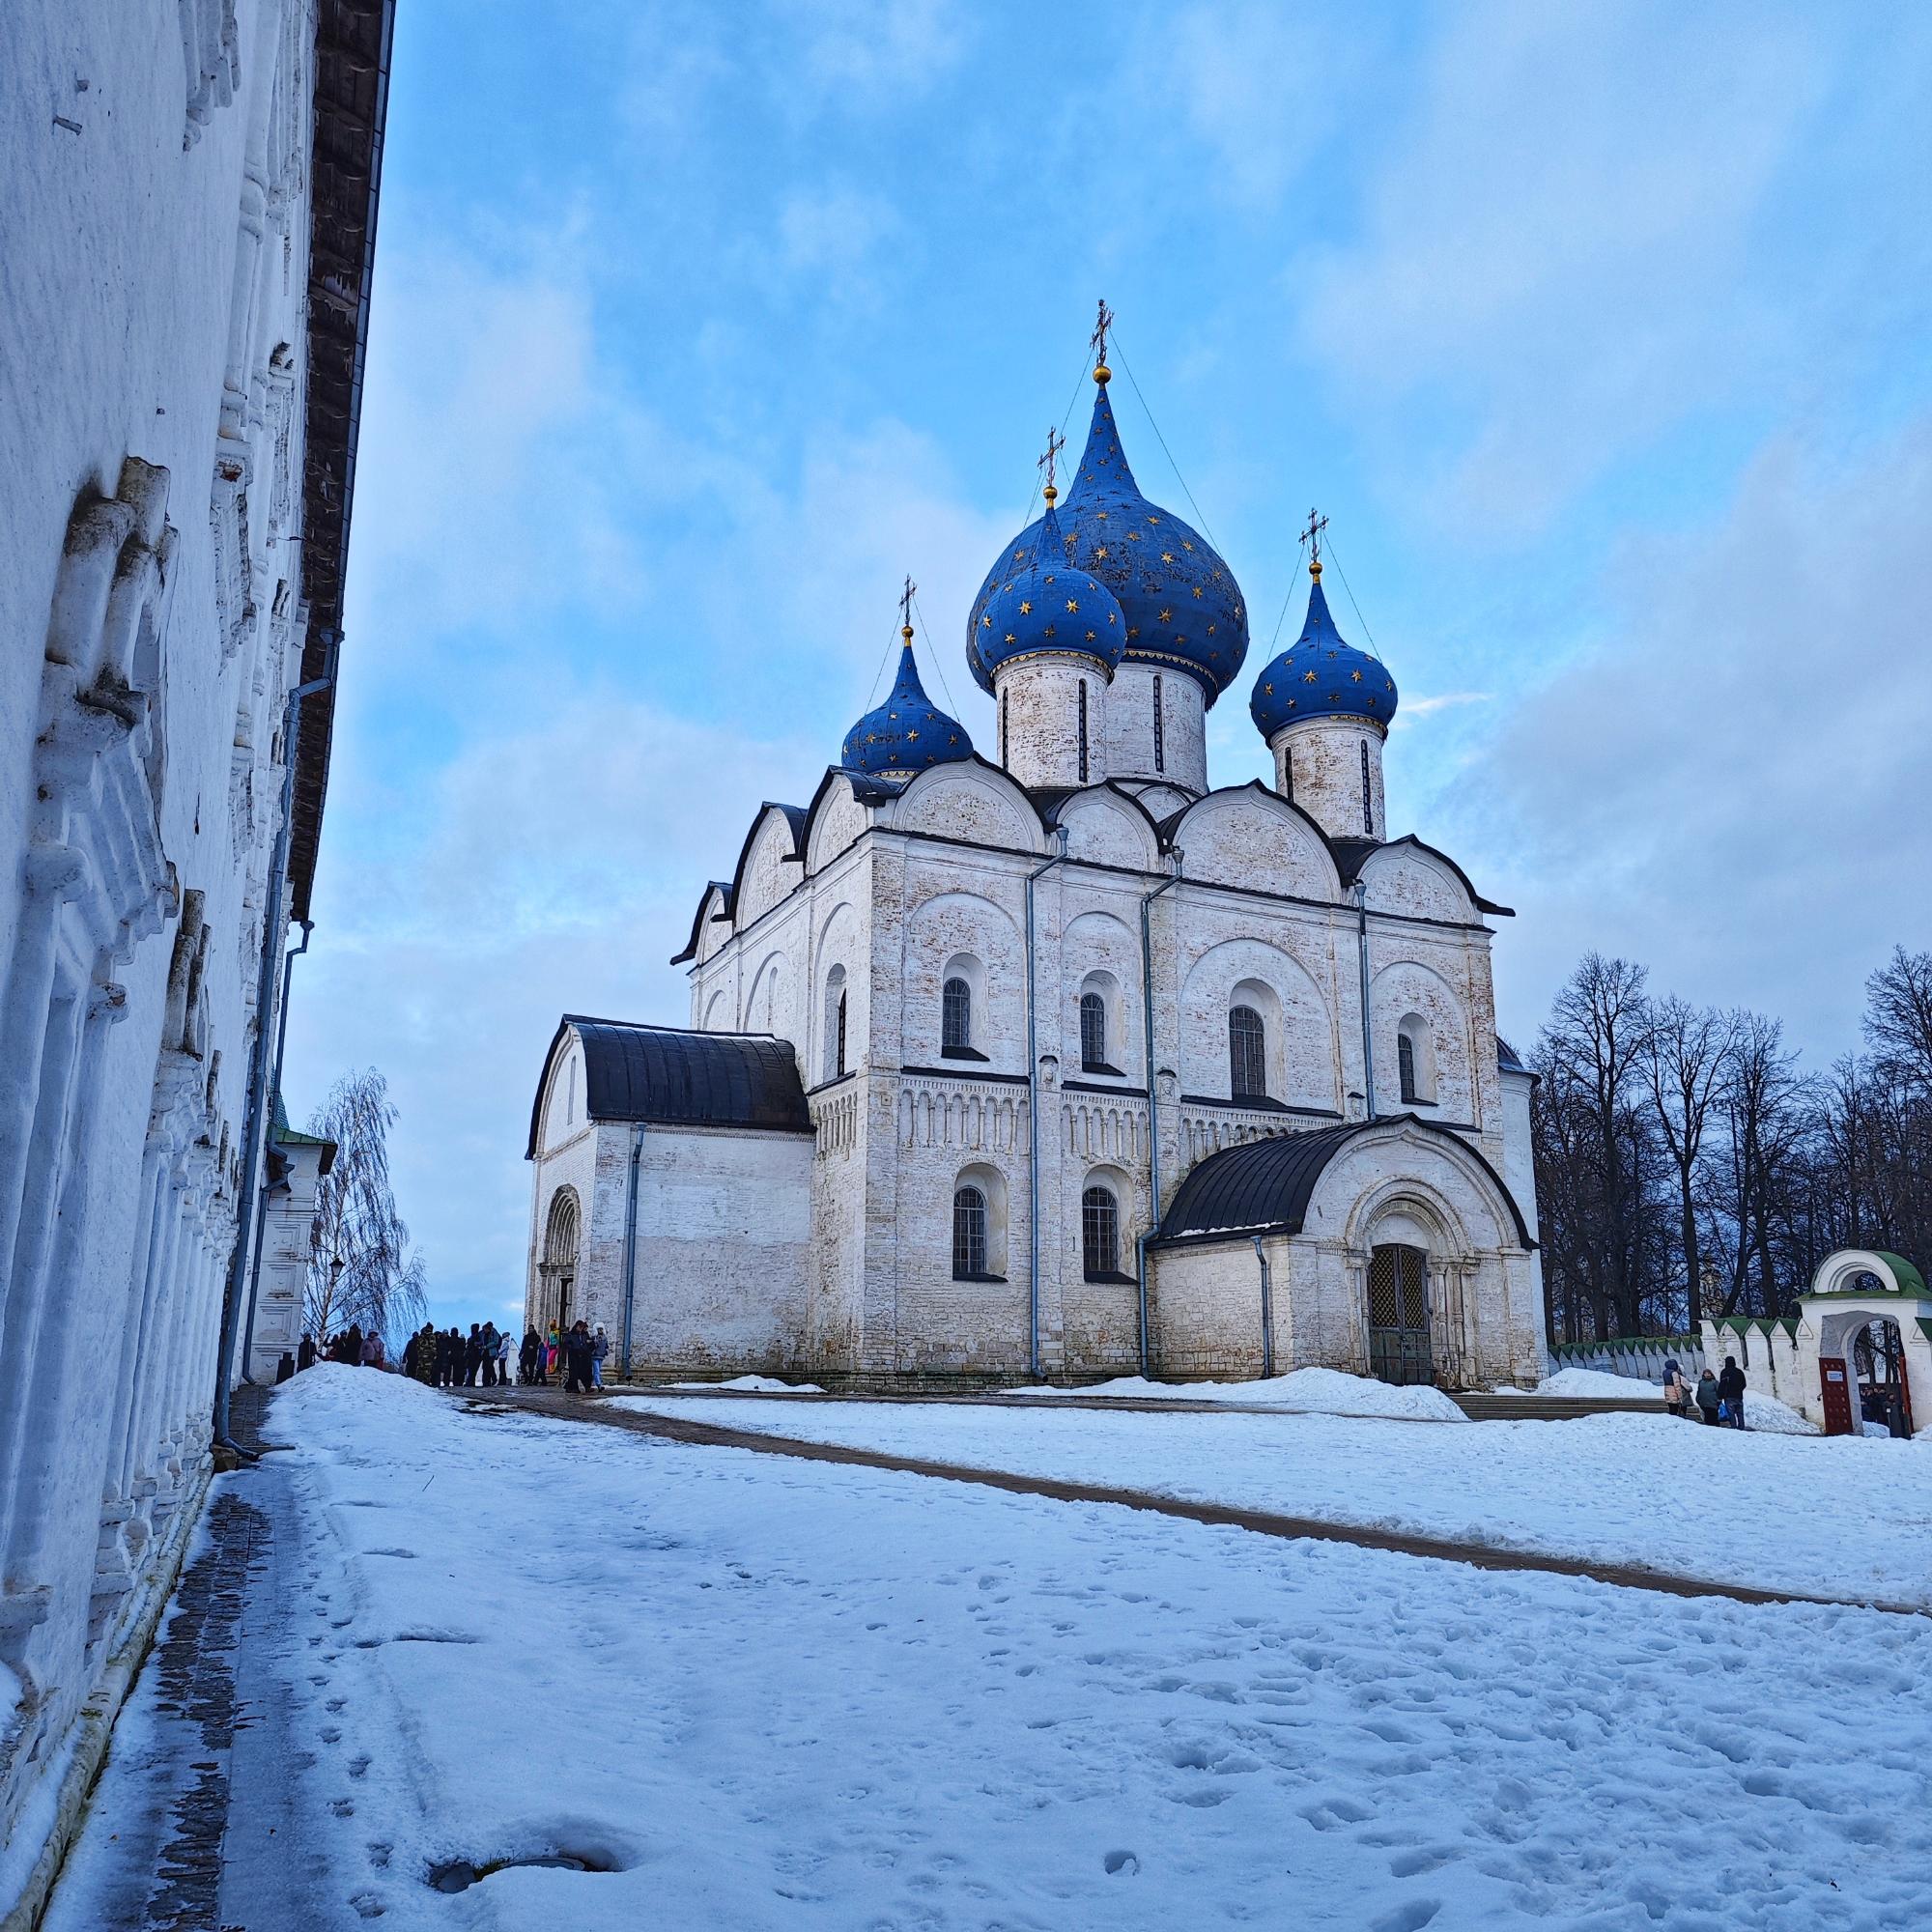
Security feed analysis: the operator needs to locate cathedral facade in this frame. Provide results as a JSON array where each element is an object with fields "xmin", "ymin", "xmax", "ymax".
[{"xmin": 526, "ymin": 354, "xmax": 1545, "ymax": 1392}]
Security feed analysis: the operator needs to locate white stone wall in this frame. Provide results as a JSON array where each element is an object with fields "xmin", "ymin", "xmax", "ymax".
[
  {"xmin": 994, "ymin": 656, "xmax": 1108, "ymax": 788},
  {"xmin": 244, "ymin": 1136, "xmax": 329, "ymax": 1380},
  {"xmin": 1272, "ymin": 718, "xmax": 1386, "ymax": 840},
  {"xmin": 0, "ymin": 0, "xmax": 326, "ymax": 1893},
  {"xmin": 1103, "ymin": 664, "xmax": 1208, "ymax": 792}
]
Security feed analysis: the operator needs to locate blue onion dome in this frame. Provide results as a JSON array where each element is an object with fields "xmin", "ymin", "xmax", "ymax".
[
  {"xmin": 1249, "ymin": 563, "xmax": 1399, "ymax": 740},
  {"xmin": 968, "ymin": 375, "xmax": 1248, "ymax": 703},
  {"xmin": 972, "ymin": 500, "xmax": 1126, "ymax": 685},
  {"xmin": 840, "ymin": 630, "xmax": 974, "ymax": 781}
]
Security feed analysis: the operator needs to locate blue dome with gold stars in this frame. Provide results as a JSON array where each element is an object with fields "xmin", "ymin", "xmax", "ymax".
[
  {"xmin": 969, "ymin": 378, "xmax": 1247, "ymax": 704},
  {"xmin": 840, "ymin": 637, "xmax": 973, "ymax": 781},
  {"xmin": 973, "ymin": 502, "xmax": 1126, "ymax": 682},
  {"xmin": 1249, "ymin": 570, "xmax": 1398, "ymax": 739}
]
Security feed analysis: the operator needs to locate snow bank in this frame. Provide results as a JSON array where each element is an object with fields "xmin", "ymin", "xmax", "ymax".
[
  {"xmin": 1018, "ymin": 1367, "xmax": 1465, "ymax": 1422},
  {"xmin": 655, "ymin": 1375, "xmax": 824, "ymax": 1394}
]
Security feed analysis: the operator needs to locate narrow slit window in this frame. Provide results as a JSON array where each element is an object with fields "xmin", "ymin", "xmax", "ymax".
[
  {"xmin": 1000, "ymin": 689, "xmax": 1009, "ymax": 768},
  {"xmin": 1081, "ymin": 1186, "xmax": 1119, "ymax": 1279},
  {"xmin": 1153, "ymin": 672, "xmax": 1165, "ymax": 774},
  {"xmin": 1229, "ymin": 1005, "xmax": 1266, "ymax": 1100},
  {"xmin": 1360, "ymin": 739, "xmax": 1373, "ymax": 834},
  {"xmin": 1078, "ymin": 680, "xmax": 1089, "ymax": 783},
  {"xmin": 1283, "ymin": 746, "xmax": 1293, "ymax": 804},
  {"xmin": 942, "ymin": 977, "xmax": 972, "ymax": 1053},
  {"xmin": 1079, "ymin": 991, "xmax": 1107, "ymax": 1071},
  {"xmin": 835, "ymin": 992, "xmax": 847, "ymax": 1077},
  {"xmin": 952, "ymin": 1186, "xmax": 988, "ymax": 1278}
]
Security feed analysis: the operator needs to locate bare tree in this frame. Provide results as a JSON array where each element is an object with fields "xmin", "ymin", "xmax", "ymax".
[
  {"xmin": 1865, "ymin": 947, "xmax": 1932, "ymax": 1094},
  {"xmin": 304, "ymin": 1067, "xmax": 428, "ymax": 1351},
  {"xmin": 1644, "ymin": 995, "xmax": 1734, "ymax": 1329}
]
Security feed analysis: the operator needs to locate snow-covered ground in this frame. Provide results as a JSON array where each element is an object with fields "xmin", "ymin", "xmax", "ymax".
[
  {"xmin": 623, "ymin": 1395, "xmax": 1932, "ymax": 1610},
  {"xmin": 48, "ymin": 1370, "xmax": 1932, "ymax": 1928},
  {"xmin": 1499, "ymin": 1365, "xmax": 1819, "ymax": 1433},
  {"xmin": 1006, "ymin": 1365, "xmax": 1468, "ymax": 1421}
]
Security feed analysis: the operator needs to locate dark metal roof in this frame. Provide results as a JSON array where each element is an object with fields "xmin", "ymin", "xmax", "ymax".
[
  {"xmin": 1496, "ymin": 1035, "xmax": 1528, "ymax": 1074},
  {"xmin": 289, "ymin": 0, "xmax": 395, "ymax": 922},
  {"xmin": 1156, "ymin": 1117, "xmax": 1533, "ymax": 1249},
  {"xmin": 526, "ymin": 1016, "xmax": 810, "ymax": 1156}
]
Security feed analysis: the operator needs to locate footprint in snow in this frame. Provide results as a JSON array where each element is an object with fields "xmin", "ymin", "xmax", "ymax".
[{"xmin": 1103, "ymin": 1850, "xmax": 1139, "ymax": 1876}]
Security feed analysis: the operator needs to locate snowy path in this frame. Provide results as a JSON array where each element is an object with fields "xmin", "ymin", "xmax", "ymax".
[
  {"xmin": 614, "ymin": 1393, "xmax": 1932, "ymax": 1612},
  {"xmin": 47, "ymin": 1369, "xmax": 1932, "ymax": 1929}
]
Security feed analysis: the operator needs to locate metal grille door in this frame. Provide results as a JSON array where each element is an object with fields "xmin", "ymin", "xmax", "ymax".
[{"xmin": 1368, "ymin": 1244, "xmax": 1433, "ymax": 1385}]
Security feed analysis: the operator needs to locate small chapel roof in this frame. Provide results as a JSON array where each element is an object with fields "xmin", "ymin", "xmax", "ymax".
[
  {"xmin": 525, "ymin": 1015, "xmax": 811, "ymax": 1156},
  {"xmin": 1156, "ymin": 1118, "xmax": 1534, "ymax": 1250}
]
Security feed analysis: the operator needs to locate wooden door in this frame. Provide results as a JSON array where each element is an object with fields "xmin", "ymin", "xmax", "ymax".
[{"xmin": 1819, "ymin": 1358, "xmax": 1853, "ymax": 1435}]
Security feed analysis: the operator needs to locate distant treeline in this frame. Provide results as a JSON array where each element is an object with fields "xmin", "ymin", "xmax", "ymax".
[{"xmin": 1528, "ymin": 948, "xmax": 1932, "ymax": 1341}]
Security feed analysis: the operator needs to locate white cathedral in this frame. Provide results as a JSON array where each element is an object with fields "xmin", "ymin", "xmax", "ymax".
[{"xmin": 525, "ymin": 343, "xmax": 1546, "ymax": 1390}]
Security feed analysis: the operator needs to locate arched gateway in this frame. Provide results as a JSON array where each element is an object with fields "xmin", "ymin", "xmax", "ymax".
[{"xmin": 1148, "ymin": 1116, "xmax": 1544, "ymax": 1389}]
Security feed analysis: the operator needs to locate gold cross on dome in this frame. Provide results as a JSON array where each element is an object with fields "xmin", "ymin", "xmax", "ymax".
[
  {"xmin": 1092, "ymin": 298, "xmax": 1115, "ymax": 371},
  {"xmin": 1038, "ymin": 426, "xmax": 1065, "ymax": 501},
  {"xmin": 899, "ymin": 575, "xmax": 917, "ymax": 640}
]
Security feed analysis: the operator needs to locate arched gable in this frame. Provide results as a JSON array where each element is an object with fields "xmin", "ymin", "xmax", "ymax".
[
  {"xmin": 1051, "ymin": 785, "xmax": 1161, "ymax": 871},
  {"xmin": 804, "ymin": 768, "xmax": 872, "ymax": 875},
  {"xmin": 528, "ymin": 1019, "xmax": 588, "ymax": 1157},
  {"xmin": 1359, "ymin": 840, "xmax": 1478, "ymax": 924},
  {"xmin": 907, "ymin": 889, "xmax": 1026, "ymax": 1071},
  {"xmin": 886, "ymin": 757, "xmax": 1046, "ymax": 855},
  {"xmin": 671, "ymin": 880, "xmax": 733, "ymax": 967},
  {"xmin": 732, "ymin": 803, "xmax": 809, "ymax": 931},
  {"xmin": 1314, "ymin": 1121, "xmax": 1529, "ymax": 1255},
  {"xmin": 1371, "ymin": 957, "xmax": 1473, "ymax": 1120},
  {"xmin": 1179, "ymin": 935, "xmax": 1336, "ymax": 1109},
  {"xmin": 1169, "ymin": 782, "xmax": 1342, "ymax": 900},
  {"xmin": 1062, "ymin": 908, "xmax": 1144, "ymax": 1079}
]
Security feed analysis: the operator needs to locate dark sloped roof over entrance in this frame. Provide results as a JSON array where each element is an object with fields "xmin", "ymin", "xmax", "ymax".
[
  {"xmin": 1156, "ymin": 1117, "xmax": 1533, "ymax": 1249},
  {"xmin": 526, "ymin": 1016, "xmax": 810, "ymax": 1157}
]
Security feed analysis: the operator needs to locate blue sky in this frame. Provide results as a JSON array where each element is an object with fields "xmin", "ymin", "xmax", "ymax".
[{"xmin": 281, "ymin": 0, "xmax": 1932, "ymax": 1333}]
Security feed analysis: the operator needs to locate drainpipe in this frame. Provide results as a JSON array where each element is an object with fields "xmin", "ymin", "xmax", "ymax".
[
  {"xmin": 1354, "ymin": 879, "xmax": 1376, "ymax": 1122},
  {"xmin": 619, "ymin": 1122, "xmax": 644, "ymax": 1378},
  {"xmin": 238, "ymin": 916, "xmax": 315, "ymax": 1379},
  {"xmin": 1134, "ymin": 853, "xmax": 1182, "ymax": 1378},
  {"xmin": 1252, "ymin": 1235, "xmax": 1275, "ymax": 1378},
  {"xmin": 214, "ymin": 666, "xmax": 332, "ymax": 1454},
  {"xmin": 1024, "ymin": 830, "xmax": 1068, "ymax": 1379}
]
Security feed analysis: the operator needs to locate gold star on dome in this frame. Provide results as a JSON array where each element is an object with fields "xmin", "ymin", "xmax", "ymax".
[
  {"xmin": 1161, "ymin": 552, "xmax": 1175, "ymax": 564},
  {"xmin": 1095, "ymin": 509, "xmax": 1109, "ymax": 520},
  {"xmin": 1094, "ymin": 546, "xmax": 1110, "ymax": 560},
  {"xmin": 1126, "ymin": 530, "xmax": 1141, "ymax": 541},
  {"xmin": 1085, "ymin": 629, "xmax": 1096, "ymax": 640},
  {"xmin": 1182, "ymin": 539, "xmax": 1195, "ymax": 552},
  {"xmin": 1263, "ymin": 681, "xmax": 1273, "ymax": 696},
  {"xmin": 1019, "ymin": 599, "xmax": 1032, "ymax": 614},
  {"xmin": 1065, "ymin": 597, "xmax": 1079, "ymax": 611},
  {"xmin": 907, "ymin": 727, "xmax": 920, "ymax": 740},
  {"xmin": 1303, "ymin": 669, "xmax": 1318, "ymax": 683},
  {"xmin": 1351, "ymin": 669, "xmax": 1362, "ymax": 682},
  {"xmin": 1004, "ymin": 632, "xmax": 1016, "ymax": 644},
  {"xmin": 1191, "ymin": 586, "xmax": 1203, "ymax": 599},
  {"xmin": 1106, "ymin": 611, "xmax": 1117, "ymax": 623},
  {"xmin": 1044, "ymin": 573, "xmax": 1057, "ymax": 584},
  {"xmin": 1012, "ymin": 549, "xmax": 1026, "ymax": 563},
  {"xmin": 1158, "ymin": 608, "xmax": 1173, "ymax": 623},
  {"xmin": 980, "ymin": 614, "xmax": 991, "ymax": 628},
  {"xmin": 1147, "ymin": 514, "xmax": 1159, "ymax": 526}
]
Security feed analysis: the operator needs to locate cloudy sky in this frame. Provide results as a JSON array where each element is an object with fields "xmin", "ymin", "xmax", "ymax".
[{"xmin": 281, "ymin": 0, "xmax": 1932, "ymax": 1333}]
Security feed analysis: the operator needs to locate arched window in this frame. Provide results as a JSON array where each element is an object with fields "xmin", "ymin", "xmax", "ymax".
[
  {"xmin": 1397, "ymin": 1014, "xmax": 1434, "ymax": 1105},
  {"xmin": 1229, "ymin": 1005, "xmax": 1266, "ymax": 1101},
  {"xmin": 1081, "ymin": 1185, "xmax": 1120, "ymax": 1279},
  {"xmin": 822, "ymin": 964, "xmax": 848, "ymax": 1082},
  {"xmin": 1079, "ymin": 991, "xmax": 1107, "ymax": 1071},
  {"xmin": 952, "ymin": 1185, "xmax": 988, "ymax": 1278},
  {"xmin": 942, "ymin": 977, "xmax": 972, "ymax": 1054}
]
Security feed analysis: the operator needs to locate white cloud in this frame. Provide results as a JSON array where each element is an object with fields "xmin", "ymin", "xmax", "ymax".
[
  {"xmin": 1394, "ymin": 691, "xmax": 1491, "ymax": 726},
  {"xmin": 1438, "ymin": 413, "xmax": 1932, "ymax": 1058},
  {"xmin": 1297, "ymin": 1, "xmax": 1821, "ymax": 536},
  {"xmin": 775, "ymin": 180, "xmax": 900, "ymax": 281}
]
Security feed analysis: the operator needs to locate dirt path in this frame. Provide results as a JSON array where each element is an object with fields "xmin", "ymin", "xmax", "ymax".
[{"xmin": 456, "ymin": 1387, "xmax": 1922, "ymax": 1618}]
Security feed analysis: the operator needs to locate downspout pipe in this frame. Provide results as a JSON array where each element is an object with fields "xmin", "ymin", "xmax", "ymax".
[
  {"xmin": 213, "ymin": 668, "xmax": 331, "ymax": 1455},
  {"xmin": 1134, "ymin": 856, "xmax": 1182, "ymax": 1379},
  {"xmin": 1252, "ymin": 1234, "xmax": 1275, "ymax": 1378},
  {"xmin": 1024, "ymin": 831, "xmax": 1068, "ymax": 1380},
  {"xmin": 1354, "ymin": 879, "xmax": 1376, "ymax": 1122},
  {"xmin": 619, "ymin": 1122, "xmax": 644, "ymax": 1378},
  {"xmin": 239, "ymin": 915, "xmax": 315, "ymax": 1379}
]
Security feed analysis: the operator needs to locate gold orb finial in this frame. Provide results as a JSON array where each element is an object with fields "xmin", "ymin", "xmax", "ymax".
[{"xmin": 1042, "ymin": 481, "xmax": 1059, "ymax": 504}]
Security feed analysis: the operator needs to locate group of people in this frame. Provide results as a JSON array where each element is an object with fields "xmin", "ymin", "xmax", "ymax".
[
  {"xmin": 399, "ymin": 1321, "xmax": 518, "ymax": 1387},
  {"xmin": 297, "ymin": 1328, "xmax": 384, "ymax": 1371},
  {"xmin": 1663, "ymin": 1354, "xmax": 1750, "ymax": 1428},
  {"xmin": 517, "ymin": 1320, "xmax": 608, "ymax": 1393}
]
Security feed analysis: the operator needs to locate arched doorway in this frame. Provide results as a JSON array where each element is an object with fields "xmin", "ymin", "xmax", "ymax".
[
  {"xmin": 1852, "ymin": 1317, "xmax": 1913, "ymax": 1437},
  {"xmin": 539, "ymin": 1188, "xmax": 580, "ymax": 1341},
  {"xmin": 1367, "ymin": 1242, "xmax": 1432, "ymax": 1386}
]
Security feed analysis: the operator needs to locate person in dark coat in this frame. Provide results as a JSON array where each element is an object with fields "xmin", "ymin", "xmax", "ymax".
[
  {"xmin": 343, "ymin": 1322, "xmax": 363, "ymax": 1368},
  {"xmin": 401, "ymin": 1330, "xmax": 420, "ymax": 1378},
  {"xmin": 432, "ymin": 1327, "xmax": 450, "ymax": 1386},
  {"xmin": 563, "ymin": 1320, "xmax": 594, "ymax": 1394},
  {"xmin": 298, "ymin": 1334, "xmax": 317, "ymax": 1373},
  {"xmin": 1717, "ymin": 1355, "xmax": 1748, "ymax": 1429},
  {"xmin": 479, "ymin": 1321, "xmax": 498, "ymax": 1387},
  {"xmin": 522, "ymin": 1325, "xmax": 543, "ymax": 1385}
]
